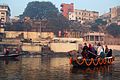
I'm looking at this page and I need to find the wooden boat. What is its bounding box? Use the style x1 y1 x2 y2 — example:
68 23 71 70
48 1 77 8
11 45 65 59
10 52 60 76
69 56 115 67
0 54 19 58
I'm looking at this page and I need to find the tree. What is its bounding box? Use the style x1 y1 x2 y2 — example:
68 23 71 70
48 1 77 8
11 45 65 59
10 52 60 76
95 19 107 25
106 23 120 37
20 1 69 34
90 23 99 32
21 1 59 19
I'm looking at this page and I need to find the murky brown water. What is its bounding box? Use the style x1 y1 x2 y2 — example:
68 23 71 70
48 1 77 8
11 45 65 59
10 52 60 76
0 54 120 80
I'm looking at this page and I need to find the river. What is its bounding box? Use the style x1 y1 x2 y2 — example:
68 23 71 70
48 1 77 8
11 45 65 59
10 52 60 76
0 53 120 80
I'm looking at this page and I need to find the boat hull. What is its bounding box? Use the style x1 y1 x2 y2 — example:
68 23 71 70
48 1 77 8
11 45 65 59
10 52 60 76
0 54 19 59
70 57 115 68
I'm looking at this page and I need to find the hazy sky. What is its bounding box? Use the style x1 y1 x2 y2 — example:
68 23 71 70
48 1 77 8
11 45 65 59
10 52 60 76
0 0 120 17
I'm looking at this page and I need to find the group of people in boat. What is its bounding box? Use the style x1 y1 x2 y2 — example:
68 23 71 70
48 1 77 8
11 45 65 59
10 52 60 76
80 43 112 59
68 43 113 59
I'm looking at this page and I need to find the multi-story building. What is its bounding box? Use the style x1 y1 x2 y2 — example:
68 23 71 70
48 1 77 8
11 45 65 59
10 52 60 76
0 4 10 23
110 6 120 19
60 3 74 18
69 9 99 23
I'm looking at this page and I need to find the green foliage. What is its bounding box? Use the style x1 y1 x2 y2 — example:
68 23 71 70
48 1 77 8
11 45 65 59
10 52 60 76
21 1 59 19
5 22 32 31
95 19 107 25
106 23 120 37
20 1 69 33
90 23 99 32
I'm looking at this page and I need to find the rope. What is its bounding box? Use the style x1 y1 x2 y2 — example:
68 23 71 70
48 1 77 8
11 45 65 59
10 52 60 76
98 58 103 65
73 56 114 66
93 58 99 66
75 58 85 65
108 58 112 64
85 58 93 66
102 58 106 65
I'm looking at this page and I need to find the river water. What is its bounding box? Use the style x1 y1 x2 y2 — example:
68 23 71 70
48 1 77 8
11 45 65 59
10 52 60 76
0 53 120 80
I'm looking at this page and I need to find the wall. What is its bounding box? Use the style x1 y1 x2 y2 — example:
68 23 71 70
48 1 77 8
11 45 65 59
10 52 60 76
50 43 79 52
5 31 54 41
21 43 41 53
106 45 120 51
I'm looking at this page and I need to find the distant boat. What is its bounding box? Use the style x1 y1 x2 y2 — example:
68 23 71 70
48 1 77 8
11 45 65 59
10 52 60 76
0 54 19 58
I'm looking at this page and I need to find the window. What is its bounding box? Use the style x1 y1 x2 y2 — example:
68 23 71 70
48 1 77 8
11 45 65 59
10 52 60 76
90 36 94 41
75 12 77 15
95 36 99 41
1 18 5 20
1 12 5 15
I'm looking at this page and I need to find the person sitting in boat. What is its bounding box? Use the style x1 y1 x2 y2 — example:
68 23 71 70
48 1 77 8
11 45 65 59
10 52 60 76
105 45 109 53
5 48 10 56
97 43 105 58
81 43 88 58
88 44 97 59
106 49 112 57
68 50 78 59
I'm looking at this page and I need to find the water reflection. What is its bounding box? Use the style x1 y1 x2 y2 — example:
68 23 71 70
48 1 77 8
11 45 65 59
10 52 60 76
70 65 113 80
0 55 120 80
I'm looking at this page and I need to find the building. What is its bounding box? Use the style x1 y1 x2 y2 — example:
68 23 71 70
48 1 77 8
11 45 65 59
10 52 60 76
5 31 54 42
83 32 105 44
11 16 20 22
31 19 48 32
60 3 74 18
0 25 5 40
69 9 99 23
0 4 10 23
110 6 120 19
63 31 82 38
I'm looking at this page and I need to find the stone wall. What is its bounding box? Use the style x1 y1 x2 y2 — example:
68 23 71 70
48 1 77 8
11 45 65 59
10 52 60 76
50 43 79 52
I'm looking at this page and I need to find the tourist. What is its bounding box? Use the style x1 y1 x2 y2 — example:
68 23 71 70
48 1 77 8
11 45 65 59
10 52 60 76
83 43 88 51
105 45 109 53
97 43 105 58
81 43 88 58
106 49 112 57
88 44 92 52
88 44 97 59
5 48 10 56
94 42 98 51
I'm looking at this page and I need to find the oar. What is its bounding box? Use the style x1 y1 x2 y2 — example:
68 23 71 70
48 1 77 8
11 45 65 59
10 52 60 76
87 50 98 57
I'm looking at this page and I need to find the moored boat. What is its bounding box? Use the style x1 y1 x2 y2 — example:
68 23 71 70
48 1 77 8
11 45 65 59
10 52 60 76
0 54 19 58
69 56 115 67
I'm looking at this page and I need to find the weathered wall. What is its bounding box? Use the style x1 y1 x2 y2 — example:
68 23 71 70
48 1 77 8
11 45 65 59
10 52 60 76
50 43 79 52
21 43 41 53
5 31 54 41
